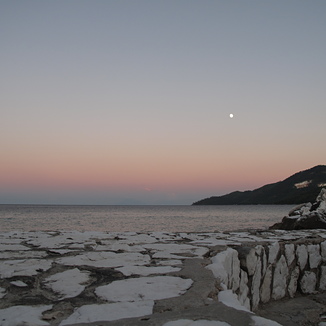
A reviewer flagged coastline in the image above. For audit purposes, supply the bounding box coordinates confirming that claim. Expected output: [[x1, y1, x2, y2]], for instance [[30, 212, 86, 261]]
[[1, 229, 326, 326], [0, 204, 293, 233]]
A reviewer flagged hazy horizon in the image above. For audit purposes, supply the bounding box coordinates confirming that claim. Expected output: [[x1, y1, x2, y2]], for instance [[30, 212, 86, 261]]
[[1, 1, 326, 205]]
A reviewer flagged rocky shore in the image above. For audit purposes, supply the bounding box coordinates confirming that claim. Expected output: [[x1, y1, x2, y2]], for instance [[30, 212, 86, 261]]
[[270, 188, 326, 230], [1, 228, 326, 326]]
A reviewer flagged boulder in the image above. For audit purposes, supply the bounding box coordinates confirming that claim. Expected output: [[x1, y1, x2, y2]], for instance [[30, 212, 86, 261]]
[[270, 188, 326, 230], [288, 203, 312, 217], [317, 187, 326, 202]]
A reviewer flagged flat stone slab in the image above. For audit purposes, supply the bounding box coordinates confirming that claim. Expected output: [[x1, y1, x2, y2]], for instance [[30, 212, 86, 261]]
[[0, 229, 326, 326], [43, 268, 91, 300]]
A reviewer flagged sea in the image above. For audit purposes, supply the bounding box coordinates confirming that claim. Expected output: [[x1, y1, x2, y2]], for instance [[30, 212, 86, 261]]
[[0, 204, 294, 233]]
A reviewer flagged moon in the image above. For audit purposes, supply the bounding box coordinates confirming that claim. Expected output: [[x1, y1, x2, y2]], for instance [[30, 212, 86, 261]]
[[229, 113, 234, 118]]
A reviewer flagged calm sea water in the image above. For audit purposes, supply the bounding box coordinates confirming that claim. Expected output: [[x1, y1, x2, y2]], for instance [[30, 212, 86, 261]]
[[0, 205, 293, 233]]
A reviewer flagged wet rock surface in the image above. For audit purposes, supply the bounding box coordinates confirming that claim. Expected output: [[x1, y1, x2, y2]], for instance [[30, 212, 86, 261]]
[[1, 229, 326, 326]]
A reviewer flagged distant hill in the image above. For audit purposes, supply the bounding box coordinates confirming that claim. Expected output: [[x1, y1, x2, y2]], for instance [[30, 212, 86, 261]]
[[192, 165, 326, 205]]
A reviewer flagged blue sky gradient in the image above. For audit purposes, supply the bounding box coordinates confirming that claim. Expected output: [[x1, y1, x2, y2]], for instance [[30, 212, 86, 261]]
[[1, 1, 326, 204]]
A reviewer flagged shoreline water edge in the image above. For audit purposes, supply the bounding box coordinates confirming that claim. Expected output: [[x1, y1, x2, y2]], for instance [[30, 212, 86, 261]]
[[0, 205, 293, 233]]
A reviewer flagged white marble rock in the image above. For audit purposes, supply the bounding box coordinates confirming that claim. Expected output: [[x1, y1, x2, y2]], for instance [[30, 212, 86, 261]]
[[0, 305, 52, 326], [95, 276, 193, 302], [218, 288, 250, 313], [116, 265, 181, 276], [287, 266, 300, 298], [296, 244, 308, 270], [10, 280, 28, 287], [251, 259, 262, 310], [143, 243, 208, 259], [238, 247, 257, 276], [261, 247, 268, 277], [206, 248, 240, 291], [59, 301, 154, 325], [308, 244, 321, 269], [0, 259, 53, 278], [300, 271, 317, 294], [43, 268, 91, 300], [0, 244, 31, 251], [1, 229, 326, 326], [268, 242, 280, 265], [56, 251, 150, 268], [320, 241, 326, 262], [260, 265, 273, 303], [272, 255, 288, 300], [238, 269, 250, 310], [284, 243, 295, 266], [319, 266, 326, 291]]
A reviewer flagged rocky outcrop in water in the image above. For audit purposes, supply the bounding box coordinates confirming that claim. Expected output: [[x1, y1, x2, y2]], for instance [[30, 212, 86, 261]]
[[270, 188, 326, 230]]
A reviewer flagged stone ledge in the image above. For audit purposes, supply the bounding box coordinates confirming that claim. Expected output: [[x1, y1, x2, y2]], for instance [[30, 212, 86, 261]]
[[206, 231, 326, 311]]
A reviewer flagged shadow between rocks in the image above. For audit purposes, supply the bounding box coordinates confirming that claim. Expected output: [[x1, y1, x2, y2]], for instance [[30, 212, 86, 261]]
[[70, 258, 254, 326]]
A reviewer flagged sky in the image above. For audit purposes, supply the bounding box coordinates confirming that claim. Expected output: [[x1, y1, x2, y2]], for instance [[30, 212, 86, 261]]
[[1, 0, 326, 205]]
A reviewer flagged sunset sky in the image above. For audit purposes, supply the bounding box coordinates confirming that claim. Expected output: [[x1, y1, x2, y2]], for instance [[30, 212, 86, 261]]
[[1, 1, 326, 205]]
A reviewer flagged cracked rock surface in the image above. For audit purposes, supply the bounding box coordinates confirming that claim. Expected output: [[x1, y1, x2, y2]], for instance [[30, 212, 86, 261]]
[[0, 230, 326, 326]]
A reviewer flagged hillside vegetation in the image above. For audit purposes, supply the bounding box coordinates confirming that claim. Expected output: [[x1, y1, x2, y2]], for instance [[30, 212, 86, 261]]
[[192, 165, 326, 205]]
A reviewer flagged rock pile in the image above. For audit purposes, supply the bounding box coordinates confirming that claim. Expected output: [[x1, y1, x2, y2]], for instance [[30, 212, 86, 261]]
[[270, 188, 326, 230]]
